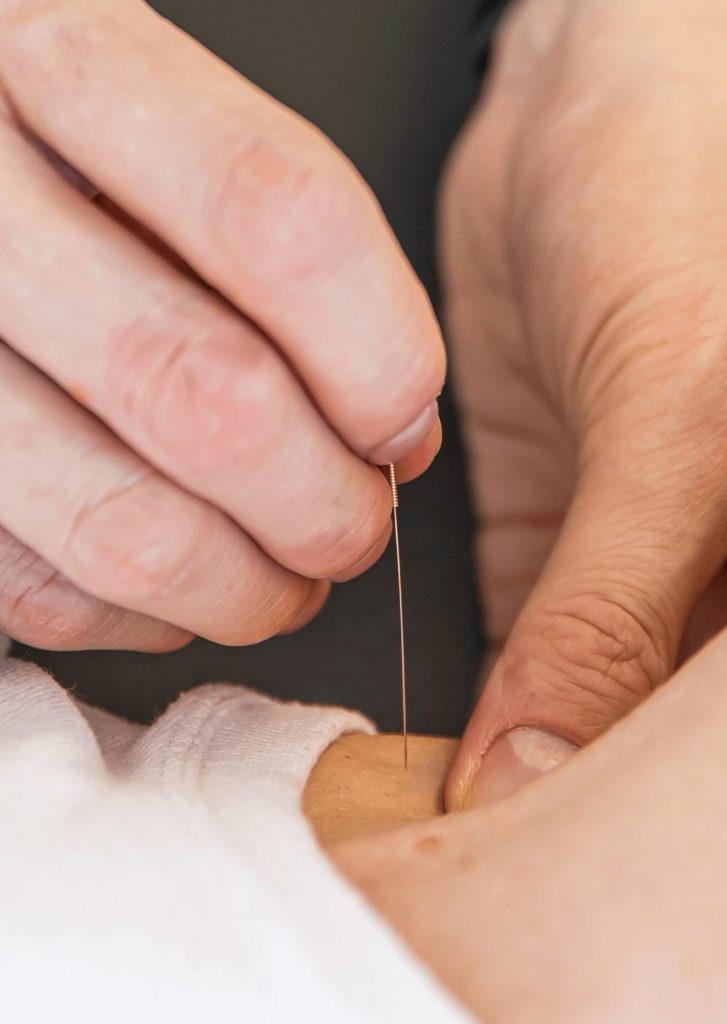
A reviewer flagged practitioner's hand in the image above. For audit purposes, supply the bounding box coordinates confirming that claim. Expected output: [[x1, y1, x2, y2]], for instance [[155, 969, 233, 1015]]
[[0, 0, 444, 652], [439, 0, 727, 806]]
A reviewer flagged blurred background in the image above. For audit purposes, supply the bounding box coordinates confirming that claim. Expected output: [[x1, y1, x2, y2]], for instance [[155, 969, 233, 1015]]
[[15, 0, 504, 736]]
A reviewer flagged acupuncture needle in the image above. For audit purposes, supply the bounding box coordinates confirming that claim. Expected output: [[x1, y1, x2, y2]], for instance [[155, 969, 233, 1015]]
[[388, 464, 408, 770]]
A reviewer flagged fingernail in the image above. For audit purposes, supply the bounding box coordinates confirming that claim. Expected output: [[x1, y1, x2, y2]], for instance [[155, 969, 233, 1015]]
[[368, 401, 439, 465], [467, 727, 578, 807]]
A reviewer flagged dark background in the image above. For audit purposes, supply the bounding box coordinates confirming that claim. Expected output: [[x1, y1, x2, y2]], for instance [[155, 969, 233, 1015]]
[[14, 0, 500, 736]]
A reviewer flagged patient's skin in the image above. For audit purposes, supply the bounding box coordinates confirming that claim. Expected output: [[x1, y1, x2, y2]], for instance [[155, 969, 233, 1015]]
[[305, 630, 727, 1023], [303, 734, 456, 846]]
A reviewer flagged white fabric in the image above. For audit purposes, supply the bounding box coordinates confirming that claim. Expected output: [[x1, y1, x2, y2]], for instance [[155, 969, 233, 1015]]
[[0, 653, 471, 1024]]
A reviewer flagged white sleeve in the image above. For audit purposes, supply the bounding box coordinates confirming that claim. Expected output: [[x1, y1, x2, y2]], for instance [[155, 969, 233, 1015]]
[[0, 653, 472, 1024]]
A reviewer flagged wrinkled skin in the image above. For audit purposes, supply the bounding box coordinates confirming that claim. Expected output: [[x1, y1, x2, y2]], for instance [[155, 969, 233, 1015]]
[[439, 0, 727, 804], [0, 0, 444, 653]]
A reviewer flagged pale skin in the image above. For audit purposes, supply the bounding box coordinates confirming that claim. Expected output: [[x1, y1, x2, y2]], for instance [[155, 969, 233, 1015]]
[[5, 0, 727, 1014], [306, 628, 727, 1022], [310, 2, 727, 973], [5, 0, 727, 789], [0, 0, 443, 652], [438, 0, 727, 801]]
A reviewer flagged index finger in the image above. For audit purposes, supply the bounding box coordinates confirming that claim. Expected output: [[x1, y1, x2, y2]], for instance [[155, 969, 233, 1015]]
[[1, 0, 445, 463]]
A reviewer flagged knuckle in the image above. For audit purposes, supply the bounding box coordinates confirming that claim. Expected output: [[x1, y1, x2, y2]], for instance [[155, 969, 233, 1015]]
[[60, 470, 199, 603], [210, 126, 365, 283], [113, 299, 282, 474], [519, 589, 671, 736], [0, 537, 100, 649], [5, 589, 96, 650]]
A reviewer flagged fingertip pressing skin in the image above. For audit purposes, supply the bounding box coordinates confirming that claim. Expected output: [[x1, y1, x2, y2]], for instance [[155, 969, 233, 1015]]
[[444, 455, 722, 809], [445, 643, 581, 813], [461, 727, 578, 809]]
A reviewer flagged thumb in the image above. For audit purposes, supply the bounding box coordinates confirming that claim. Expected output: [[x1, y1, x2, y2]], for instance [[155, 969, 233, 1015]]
[[446, 450, 727, 810]]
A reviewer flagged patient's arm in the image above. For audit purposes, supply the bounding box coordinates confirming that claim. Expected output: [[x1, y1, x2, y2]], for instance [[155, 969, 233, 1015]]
[[308, 631, 727, 1024]]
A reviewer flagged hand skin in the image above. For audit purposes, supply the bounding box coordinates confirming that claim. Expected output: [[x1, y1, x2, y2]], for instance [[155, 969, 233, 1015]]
[[438, 0, 727, 804], [322, 630, 727, 1024], [0, 0, 444, 653]]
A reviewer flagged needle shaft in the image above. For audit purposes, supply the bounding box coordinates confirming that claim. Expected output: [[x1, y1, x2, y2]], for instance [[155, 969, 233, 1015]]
[[388, 465, 408, 770]]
